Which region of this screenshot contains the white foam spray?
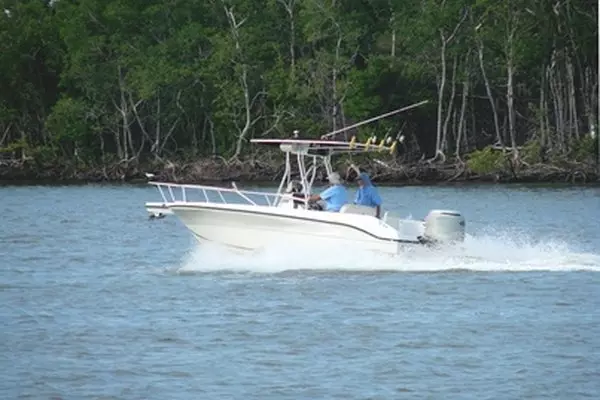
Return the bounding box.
[172,230,600,274]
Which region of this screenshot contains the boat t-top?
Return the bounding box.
[144,103,466,255]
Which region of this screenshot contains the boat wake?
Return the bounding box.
[173,231,600,274]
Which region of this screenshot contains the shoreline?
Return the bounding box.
[1,157,598,187]
[2,179,599,189]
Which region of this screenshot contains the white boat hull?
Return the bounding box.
[169,203,427,255]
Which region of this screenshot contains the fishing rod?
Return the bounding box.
[320,100,429,139]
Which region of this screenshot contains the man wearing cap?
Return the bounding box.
[354,172,382,218]
[307,172,348,212]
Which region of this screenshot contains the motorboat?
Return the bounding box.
[144,107,466,255]
[144,141,466,254]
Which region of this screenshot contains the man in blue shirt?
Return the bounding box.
[307,172,348,212]
[354,172,382,218]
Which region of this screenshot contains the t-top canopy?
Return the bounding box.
[250,137,398,156]
[249,101,429,157]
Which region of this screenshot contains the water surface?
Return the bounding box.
[1,183,599,399]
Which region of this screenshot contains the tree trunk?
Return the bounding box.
[191,121,198,156]
[223,4,255,160]
[117,65,129,160]
[584,67,595,136]
[564,0,587,135]
[567,58,579,140]
[289,13,295,79]
[135,133,146,159]
[442,54,458,155]
[331,31,342,132]
[456,72,469,160]
[277,0,296,79]
[434,34,447,161]
[154,94,161,157]
[549,64,563,153]
[0,123,11,147]
[208,116,216,156]
[99,132,106,163]
[158,117,180,155]
[539,64,547,155]
[477,39,503,148]
[506,30,518,159]
[469,92,476,150]
[431,12,466,162]
[20,126,27,161]
[233,67,251,159]
[390,6,396,61]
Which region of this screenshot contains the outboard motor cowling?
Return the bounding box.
[422,209,465,244]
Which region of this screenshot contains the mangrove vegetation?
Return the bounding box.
[0,0,598,183]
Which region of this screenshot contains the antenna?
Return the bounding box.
[320,100,429,139]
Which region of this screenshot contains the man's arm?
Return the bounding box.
[316,187,333,202]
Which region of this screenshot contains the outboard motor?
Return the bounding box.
[421,210,466,244]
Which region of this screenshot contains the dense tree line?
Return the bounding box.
[0,0,598,173]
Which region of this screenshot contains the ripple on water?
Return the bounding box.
[1,184,600,399]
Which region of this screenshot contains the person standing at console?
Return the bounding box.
[354,172,382,218]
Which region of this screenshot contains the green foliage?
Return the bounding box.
[467,146,505,174]
[0,139,55,165]
[29,145,59,165]
[0,0,597,167]
[569,135,597,163]
[0,138,28,154]
[46,97,90,143]
[520,139,543,164]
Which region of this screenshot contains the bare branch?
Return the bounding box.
[250,90,267,109]
[0,122,12,146]
[444,9,468,44]
[127,93,153,144]
[158,117,181,154]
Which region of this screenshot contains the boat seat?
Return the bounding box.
[339,204,377,217]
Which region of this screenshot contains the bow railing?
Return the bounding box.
[147,181,306,208]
